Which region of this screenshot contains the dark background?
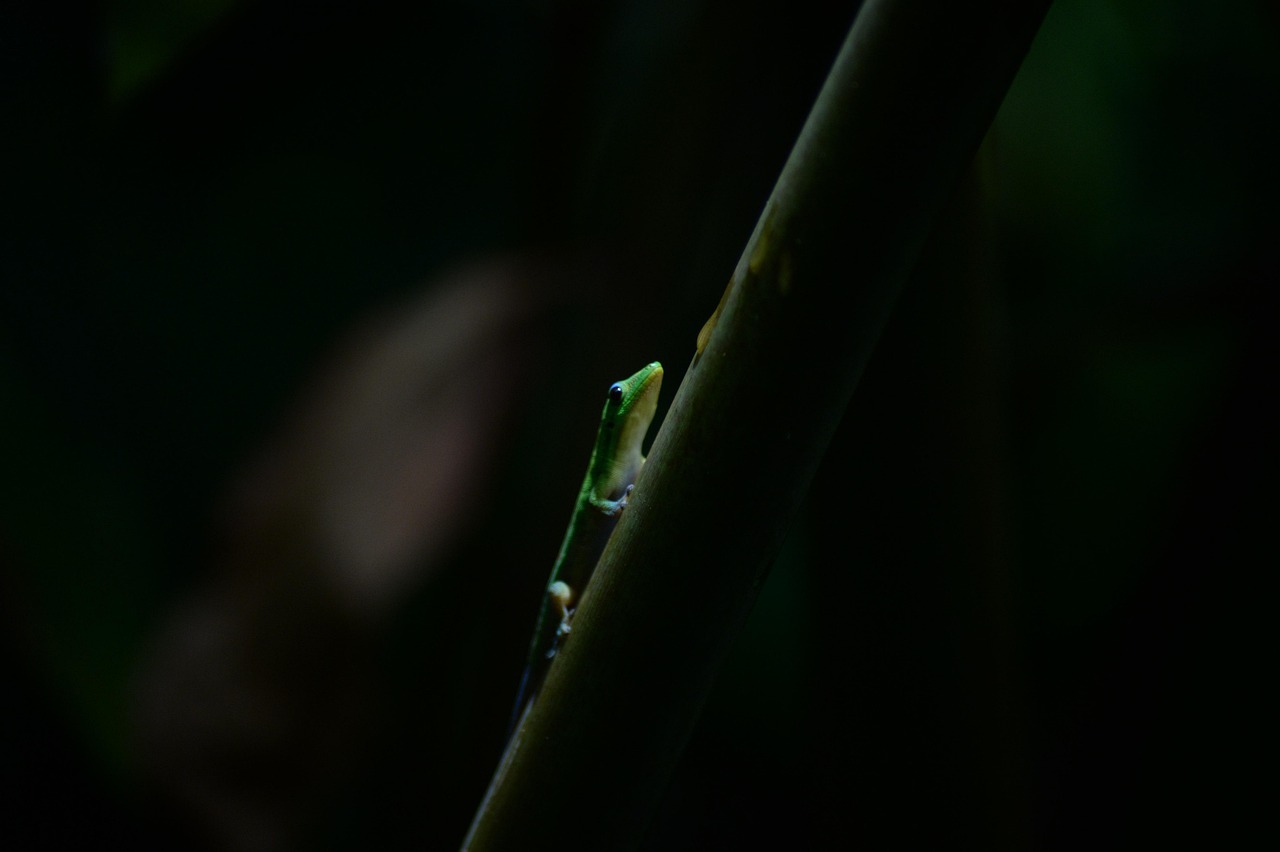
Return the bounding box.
[2,0,1274,848]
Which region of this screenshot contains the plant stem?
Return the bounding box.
[463,1,1052,848]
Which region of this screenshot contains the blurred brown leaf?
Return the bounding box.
[133,260,540,850]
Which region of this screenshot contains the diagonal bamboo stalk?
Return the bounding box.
[463,1,1053,848]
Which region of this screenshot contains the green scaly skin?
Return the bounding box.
[510,362,664,731]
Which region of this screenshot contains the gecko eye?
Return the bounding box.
[608,384,624,402]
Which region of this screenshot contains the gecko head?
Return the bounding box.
[594,362,664,496]
[608,361,663,426]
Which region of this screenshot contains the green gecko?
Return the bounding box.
[510,361,664,730]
